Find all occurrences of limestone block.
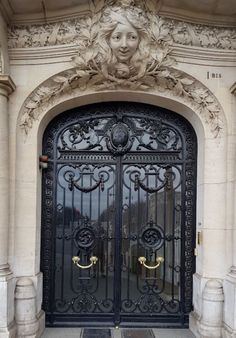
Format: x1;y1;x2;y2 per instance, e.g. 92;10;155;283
223;323;236;338
199;279;224;338
202;229;228;278
0;271;16;338
15;278;39;338
223;274;236;333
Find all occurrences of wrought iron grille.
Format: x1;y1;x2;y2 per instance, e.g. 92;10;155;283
41;102;197;327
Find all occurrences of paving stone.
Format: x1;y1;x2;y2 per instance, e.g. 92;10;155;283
122;329;155;338
153;328;195;338
82;328;111;338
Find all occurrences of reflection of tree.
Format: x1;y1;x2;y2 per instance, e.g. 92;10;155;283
100;203;115;223
122;200;147;232
56;206;81;228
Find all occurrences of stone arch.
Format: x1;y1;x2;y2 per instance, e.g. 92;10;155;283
17;67;226;140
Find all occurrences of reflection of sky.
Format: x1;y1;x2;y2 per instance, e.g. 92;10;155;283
57;164;116;221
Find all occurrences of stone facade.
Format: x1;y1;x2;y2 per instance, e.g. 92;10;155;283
0;0;236;337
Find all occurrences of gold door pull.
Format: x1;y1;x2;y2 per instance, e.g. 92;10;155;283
138;256;164;270
72;256;98;269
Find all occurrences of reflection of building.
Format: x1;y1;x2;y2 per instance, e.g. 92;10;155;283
0;0;236;337
149;191;182;287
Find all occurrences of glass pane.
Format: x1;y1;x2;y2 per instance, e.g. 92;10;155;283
121;164;182;314
54;163;116;314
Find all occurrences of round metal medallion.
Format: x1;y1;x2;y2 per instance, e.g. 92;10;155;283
140;224;164;250
111;123;129;148
74;227;95;249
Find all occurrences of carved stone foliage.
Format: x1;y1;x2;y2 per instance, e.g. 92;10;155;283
19;0;223;137
0;49;2;73
20;66;222;137
8;1;236;50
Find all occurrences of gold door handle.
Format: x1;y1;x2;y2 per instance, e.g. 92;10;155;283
72;256;98;269
138;256;164;270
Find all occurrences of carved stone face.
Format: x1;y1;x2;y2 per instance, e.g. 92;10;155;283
109;21;139;62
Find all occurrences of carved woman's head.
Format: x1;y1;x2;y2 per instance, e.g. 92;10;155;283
98;6;150;75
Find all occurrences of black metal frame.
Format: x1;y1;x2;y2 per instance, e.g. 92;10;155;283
41;102;197;327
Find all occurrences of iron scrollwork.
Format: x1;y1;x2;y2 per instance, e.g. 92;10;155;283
68;172;105;192
140;220;165;250
41;102;197;326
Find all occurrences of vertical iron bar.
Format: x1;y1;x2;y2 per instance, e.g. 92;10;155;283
171;167;176;298
114;157;122;326
127;171;131;300
180;162;186;317
61;187;66;300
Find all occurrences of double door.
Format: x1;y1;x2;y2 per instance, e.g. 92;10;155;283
41;102;196;327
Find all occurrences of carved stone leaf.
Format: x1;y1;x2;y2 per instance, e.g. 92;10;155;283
72;54;86;67
158;69;170;78
207;104;220;112
150;21;160;41
180;78;194;86
93;0;105;13
76;70;90;77
80;28;91;40
77;75;91;90
54;76;68;83
145;0;158;13
36;86;52;95
160;57;175;68
91;12;102;26
205;96;215;103
88;74;105;86
174;81;184;96
159;28;172;41
142;75;156;87
25;101;39;109
89;0;96;12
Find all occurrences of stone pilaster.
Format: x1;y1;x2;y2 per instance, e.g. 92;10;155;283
222;83;236;338
0;75;16;338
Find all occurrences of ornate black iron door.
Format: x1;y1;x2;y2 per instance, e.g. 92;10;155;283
41;102;197;327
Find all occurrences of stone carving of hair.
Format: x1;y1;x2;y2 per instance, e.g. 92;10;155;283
97;6;151;70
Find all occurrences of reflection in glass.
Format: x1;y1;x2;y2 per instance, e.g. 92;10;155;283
54;164;116;314
121;164;182;313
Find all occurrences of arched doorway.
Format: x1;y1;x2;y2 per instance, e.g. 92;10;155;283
41;102;197;327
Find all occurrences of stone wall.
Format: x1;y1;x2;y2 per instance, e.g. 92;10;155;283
0;1;236;337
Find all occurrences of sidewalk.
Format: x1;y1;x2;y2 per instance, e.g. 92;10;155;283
41;328;195;338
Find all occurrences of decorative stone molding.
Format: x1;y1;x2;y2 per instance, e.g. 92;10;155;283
19;0;223;137
8;0;236;50
0;75;16;96
19;66;223;137
0;50;2;73
230;82;236;96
